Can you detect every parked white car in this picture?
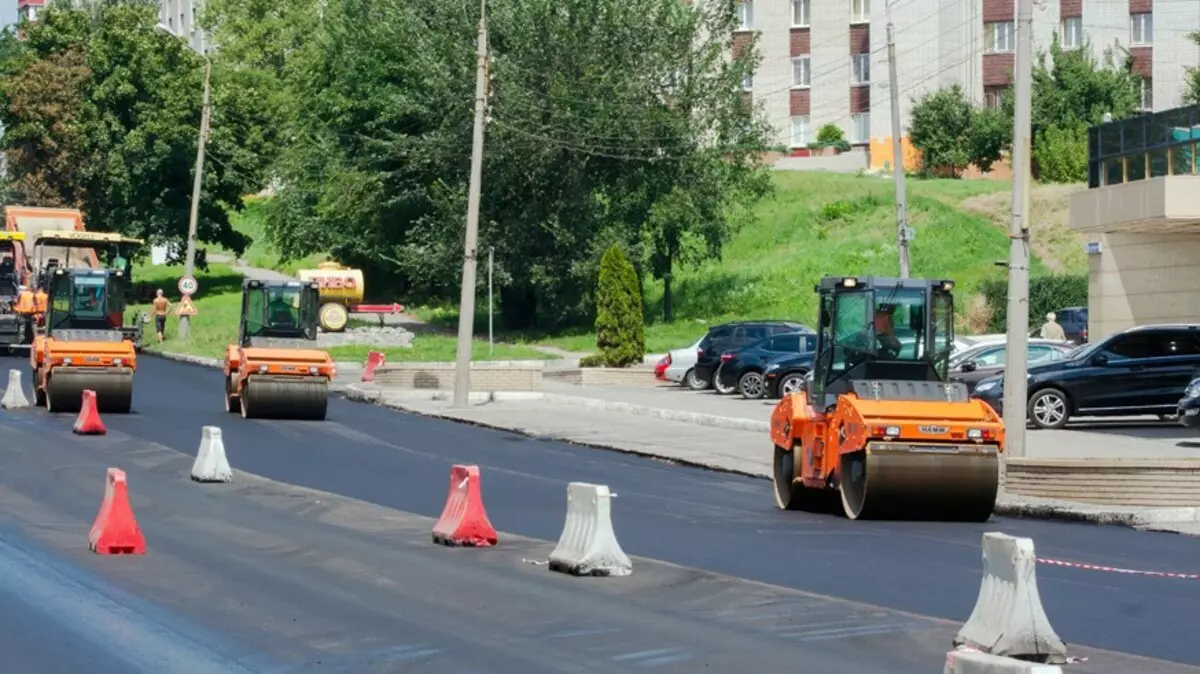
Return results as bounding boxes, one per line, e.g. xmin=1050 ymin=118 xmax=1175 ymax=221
xmin=663 ymin=337 xmax=704 ymax=386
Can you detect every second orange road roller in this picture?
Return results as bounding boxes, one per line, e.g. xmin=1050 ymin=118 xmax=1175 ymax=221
xmin=223 ymin=279 xmax=335 ymax=420
xmin=770 ymin=276 xmax=1005 ymax=522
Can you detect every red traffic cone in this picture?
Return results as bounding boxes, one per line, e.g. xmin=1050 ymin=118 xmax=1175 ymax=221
xmin=73 ymin=389 xmax=106 ymax=435
xmin=432 ymin=464 xmax=498 ymax=547
xmin=89 ymin=468 xmax=146 ymax=555
xmin=362 ymin=351 xmax=386 ymax=383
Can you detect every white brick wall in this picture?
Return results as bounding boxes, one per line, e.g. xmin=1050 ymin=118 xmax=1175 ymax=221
xmin=808 ymin=1 xmax=851 ymax=139
xmin=1153 ymin=0 xmax=1200 ymax=111
xmin=756 ymin=0 xmax=793 ymax=148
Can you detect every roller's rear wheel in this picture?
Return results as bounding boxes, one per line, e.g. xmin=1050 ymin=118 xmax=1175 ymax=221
xmin=30 ymin=368 xmax=45 ymax=407
xmin=224 ymin=375 xmax=241 ymax=415
xmin=773 ymin=445 xmax=835 ymax=512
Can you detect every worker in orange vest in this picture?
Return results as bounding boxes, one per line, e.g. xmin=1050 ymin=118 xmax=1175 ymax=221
xmin=873 ymin=304 xmax=903 ymax=357
xmin=14 ymin=286 xmax=35 ymax=315
xmin=33 ymin=286 xmax=47 ymax=325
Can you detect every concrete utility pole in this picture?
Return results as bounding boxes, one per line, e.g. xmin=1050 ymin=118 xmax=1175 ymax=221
xmin=1002 ymin=0 xmax=1035 ymax=460
xmin=452 ymin=0 xmax=490 ymax=407
xmin=157 ymin=23 xmax=209 ymax=339
xmin=180 ymin=57 xmax=211 ymax=339
xmin=488 ymin=246 xmax=494 ymax=357
xmin=885 ymin=10 xmax=910 ymax=278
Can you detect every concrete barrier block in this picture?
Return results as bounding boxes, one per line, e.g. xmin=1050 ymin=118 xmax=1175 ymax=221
xmin=945 ymin=648 xmax=1064 ymax=673
xmin=548 ymin=482 xmax=631 ymax=577
xmin=955 ymin=533 xmax=1067 ymax=663
xmin=190 ymin=426 xmax=233 ymax=483
xmin=1 ymin=369 xmax=29 ymax=409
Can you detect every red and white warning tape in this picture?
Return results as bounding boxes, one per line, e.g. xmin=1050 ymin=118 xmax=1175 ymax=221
xmin=1037 ymin=557 xmax=1200 ymax=580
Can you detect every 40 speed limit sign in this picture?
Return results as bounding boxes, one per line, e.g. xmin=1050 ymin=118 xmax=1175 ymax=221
xmin=178 ymin=276 xmax=199 ymax=296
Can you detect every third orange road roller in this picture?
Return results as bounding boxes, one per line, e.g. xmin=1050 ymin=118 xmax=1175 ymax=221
xmin=770 ymin=276 xmax=1005 ymax=522
xmin=223 ymin=279 xmax=335 ymax=420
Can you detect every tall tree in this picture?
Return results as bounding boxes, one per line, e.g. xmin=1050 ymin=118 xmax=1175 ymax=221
xmin=0 ymin=4 xmax=267 ymax=256
xmin=1184 ymin=31 xmax=1200 ymax=106
xmin=239 ymin=0 xmax=772 ymax=328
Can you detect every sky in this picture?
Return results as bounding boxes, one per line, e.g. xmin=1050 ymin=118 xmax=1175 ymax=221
xmin=2 ymin=3 xmax=15 ymax=30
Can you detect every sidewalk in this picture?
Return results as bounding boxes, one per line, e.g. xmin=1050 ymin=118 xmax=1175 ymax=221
xmin=345 ymin=381 xmax=1200 ymax=533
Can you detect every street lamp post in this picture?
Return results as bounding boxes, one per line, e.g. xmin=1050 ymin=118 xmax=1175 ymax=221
xmin=156 ymin=23 xmax=211 ymax=339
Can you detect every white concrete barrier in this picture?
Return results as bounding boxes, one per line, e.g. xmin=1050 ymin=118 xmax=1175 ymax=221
xmin=548 ymin=482 xmax=632 ymax=577
xmin=1 ymin=369 xmax=29 ymax=409
xmin=190 ymin=426 xmax=233 ymax=483
xmin=944 ymin=648 xmax=1064 ymax=673
xmin=955 ymin=533 xmax=1067 ymax=663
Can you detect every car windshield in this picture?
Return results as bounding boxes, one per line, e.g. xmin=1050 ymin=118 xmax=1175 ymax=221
xmin=1067 ymin=341 xmax=1103 ymax=360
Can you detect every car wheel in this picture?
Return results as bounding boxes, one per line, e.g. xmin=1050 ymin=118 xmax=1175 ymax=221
xmin=686 ymin=368 xmax=708 ymax=391
xmin=777 ymin=372 xmax=807 ymax=398
xmin=1028 ymin=388 xmax=1071 ymax=430
xmin=713 ymin=365 xmax=737 ymax=395
xmin=739 ymin=371 xmax=766 ymax=399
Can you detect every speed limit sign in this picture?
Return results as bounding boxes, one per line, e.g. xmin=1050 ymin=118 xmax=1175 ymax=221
xmin=178 ymin=275 xmax=198 ymax=296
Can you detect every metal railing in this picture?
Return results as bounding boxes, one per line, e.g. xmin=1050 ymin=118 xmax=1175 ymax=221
xmin=1087 ymin=104 xmax=1200 ymax=188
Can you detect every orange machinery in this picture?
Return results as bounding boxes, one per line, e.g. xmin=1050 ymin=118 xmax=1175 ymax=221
xmin=770 ymin=276 xmax=1005 ymax=522
xmin=223 ymin=279 xmax=335 ymax=420
xmin=30 ymin=266 xmax=137 ymax=413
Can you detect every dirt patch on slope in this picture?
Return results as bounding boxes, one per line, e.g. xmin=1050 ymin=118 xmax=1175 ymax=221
xmin=959 ymin=183 xmax=1087 ymax=274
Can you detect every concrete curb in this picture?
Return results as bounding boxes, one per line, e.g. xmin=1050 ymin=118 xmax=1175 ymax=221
xmin=343 ymin=384 xmax=545 ymax=406
xmin=993 ymin=497 xmax=1200 ymax=527
xmin=543 ymin=393 xmax=770 ymax=433
xmin=145 ymin=349 xmax=362 ymax=371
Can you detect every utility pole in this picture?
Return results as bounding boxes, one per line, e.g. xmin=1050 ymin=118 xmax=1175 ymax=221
xmin=885 ymin=10 xmax=910 ymax=278
xmin=1002 ymin=0 xmax=1034 ymax=460
xmin=181 ymin=56 xmax=211 ymax=339
xmin=488 ymin=246 xmax=494 ymax=357
xmin=452 ymin=0 xmax=489 ymax=407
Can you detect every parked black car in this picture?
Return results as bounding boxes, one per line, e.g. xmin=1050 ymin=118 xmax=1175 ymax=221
xmin=971 ymin=324 xmax=1200 ymax=429
xmin=1179 ymin=376 xmax=1200 ymax=430
xmin=715 ymin=332 xmax=818 ymax=398
xmin=763 ymin=351 xmax=817 ymax=399
xmin=690 ymin=320 xmax=811 ymax=391
xmin=949 ymin=339 xmax=1075 ymax=395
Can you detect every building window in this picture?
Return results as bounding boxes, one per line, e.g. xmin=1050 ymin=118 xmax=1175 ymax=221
xmin=791 ymin=116 xmax=811 ymax=147
xmin=852 ymin=53 xmax=870 ymax=85
xmin=984 ymin=85 xmax=1006 ymax=109
xmin=736 ymin=2 xmax=753 ymax=31
xmin=742 ymin=73 xmax=753 ymax=92
xmin=792 ymin=0 xmax=810 ymax=27
xmin=851 ymin=113 xmax=870 ymax=144
xmin=851 ymin=0 xmax=869 ymax=24
xmin=986 ymin=21 xmax=1015 ymax=53
xmin=1139 ymin=78 xmax=1153 ymax=111
xmin=792 ymin=56 xmax=811 ymax=88
xmin=1131 ymin=13 xmax=1152 ymax=45
xmin=1061 ymin=17 xmax=1082 ymax=50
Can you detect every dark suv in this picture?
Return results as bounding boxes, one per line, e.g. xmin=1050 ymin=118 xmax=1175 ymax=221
xmin=690 ymin=320 xmax=811 ymax=391
xmin=972 ymin=324 xmax=1200 ymax=429
xmin=1053 ymin=306 xmax=1089 ymax=344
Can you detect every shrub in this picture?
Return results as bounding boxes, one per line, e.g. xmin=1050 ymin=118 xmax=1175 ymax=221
xmin=979 ymin=273 xmax=1088 ymax=333
xmin=1034 ymin=122 xmax=1089 ymax=184
xmin=809 ymin=123 xmax=852 ymax=154
xmin=588 ymin=245 xmax=645 ymax=367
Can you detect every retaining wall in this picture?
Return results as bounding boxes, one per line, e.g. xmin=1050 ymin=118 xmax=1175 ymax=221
xmin=373 ymin=361 xmax=544 ymax=391
xmin=1004 ymin=458 xmax=1200 ymax=507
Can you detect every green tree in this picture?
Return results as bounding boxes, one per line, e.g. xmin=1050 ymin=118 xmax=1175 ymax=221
xmin=1184 ymin=31 xmax=1200 ymax=105
xmin=0 ymin=4 xmax=266 ymax=256
xmin=584 ymin=244 xmax=645 ymax=368
xmin=907 ymin=85 xmax=1006 ymax=177
xmin=1034 ymin=122 xmax=1089 ymax=183
xmin=229 ymin=0 xmax=772 ymax=329
xmin=1028 ymin=36 xmax=1140 ymax=146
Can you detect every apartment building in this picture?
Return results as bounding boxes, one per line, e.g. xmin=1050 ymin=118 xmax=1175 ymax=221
xmin=16 ymin=0 xmax=207 ymax=54
xmin=732 ymin=0 xmax=1200 ymax=160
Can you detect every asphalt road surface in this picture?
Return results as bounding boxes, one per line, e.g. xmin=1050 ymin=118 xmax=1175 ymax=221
xmin=0 ymin=354 xmax=1197 ymax=673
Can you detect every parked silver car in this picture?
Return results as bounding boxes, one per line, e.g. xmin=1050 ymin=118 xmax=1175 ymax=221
xmin=663 ymin=337 xmax=704 ymax=386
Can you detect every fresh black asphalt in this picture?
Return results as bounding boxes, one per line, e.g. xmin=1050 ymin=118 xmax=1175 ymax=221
xmin=1 ymin=353 xmax=1199 ymax=670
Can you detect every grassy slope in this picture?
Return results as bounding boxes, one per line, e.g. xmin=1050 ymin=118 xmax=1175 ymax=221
xmin=415 ymin=173 xmax=1087 ymax=353
xmin=130 ymin=262 xmax=550 ymax=362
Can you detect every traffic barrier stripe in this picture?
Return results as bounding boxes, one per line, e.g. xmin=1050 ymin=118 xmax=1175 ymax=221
xmin=73 ymin=389 xmax=106 ymax=435
xmin=1037 ymin=557 xmax=1200 ymax=580
xmin=1 ymin=369 xmax=29 ymax=409
xmin=432 ymin=464 xmax=498 ymax=547
xmin=89 ymin=467 xmax=146 ymax=555
xmin=191 ymin=426 xmax=233 ymax=483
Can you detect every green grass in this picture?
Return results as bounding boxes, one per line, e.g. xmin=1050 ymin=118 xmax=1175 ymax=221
xmin=130 ymin=262 xmax=551 ymax=362
xmin=412 ymin=172 xmax=1059 ymax=353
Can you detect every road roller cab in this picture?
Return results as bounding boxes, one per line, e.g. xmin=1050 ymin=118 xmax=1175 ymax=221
xmin=769 ymin=276 xmax=1005 ymax=522
xmin=223 ymin=279 xmax=334 ymax=420
xmin=30 ymin=266 xmax=137 ymax=414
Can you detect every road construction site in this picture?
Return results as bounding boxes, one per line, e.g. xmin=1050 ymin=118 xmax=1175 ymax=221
xmin=1 ymin=353 xmax=1199 ymax=673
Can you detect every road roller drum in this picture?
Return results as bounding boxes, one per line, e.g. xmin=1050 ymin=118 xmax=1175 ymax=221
xmin=239 ymin=375 xmax=328 ymax=420
xmin=838 ymin=443 xmax=999 ymax=522
xmin=45 ymin=367 xmax=133 ymax=414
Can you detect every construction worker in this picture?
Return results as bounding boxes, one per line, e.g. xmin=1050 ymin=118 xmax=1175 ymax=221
xmin=14 ymin=285 xmax=34 ymax=315
xmin=152 ymin=289 xmax=171 ymax=343
xmin=1040 ymin=312 xmax=1066 ymax=341
xmin=268 ymin=290 xmax=297 ymax=326
xmin=874 ymin=304 xmax=903 ymax=357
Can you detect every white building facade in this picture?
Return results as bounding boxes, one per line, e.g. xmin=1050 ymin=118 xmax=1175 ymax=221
xmin=732 ymin=0 xmax=1200 ymax=160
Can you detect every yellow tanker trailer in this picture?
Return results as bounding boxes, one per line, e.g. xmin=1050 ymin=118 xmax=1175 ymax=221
xmin=296 ymin=262 xmax=404 ymax=332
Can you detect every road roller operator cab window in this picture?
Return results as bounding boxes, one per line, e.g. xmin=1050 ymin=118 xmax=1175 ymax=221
xmin=46 ymin=269 xmax=127 ymax=333
xmin=241 ymin=280 xmax=320 ymax=344
xmin=811 ymin=277 xmax=956 ymax=408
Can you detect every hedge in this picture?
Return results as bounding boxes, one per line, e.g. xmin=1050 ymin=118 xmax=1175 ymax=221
xmin=979 ymin=273 xmax=1088 ymax=333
